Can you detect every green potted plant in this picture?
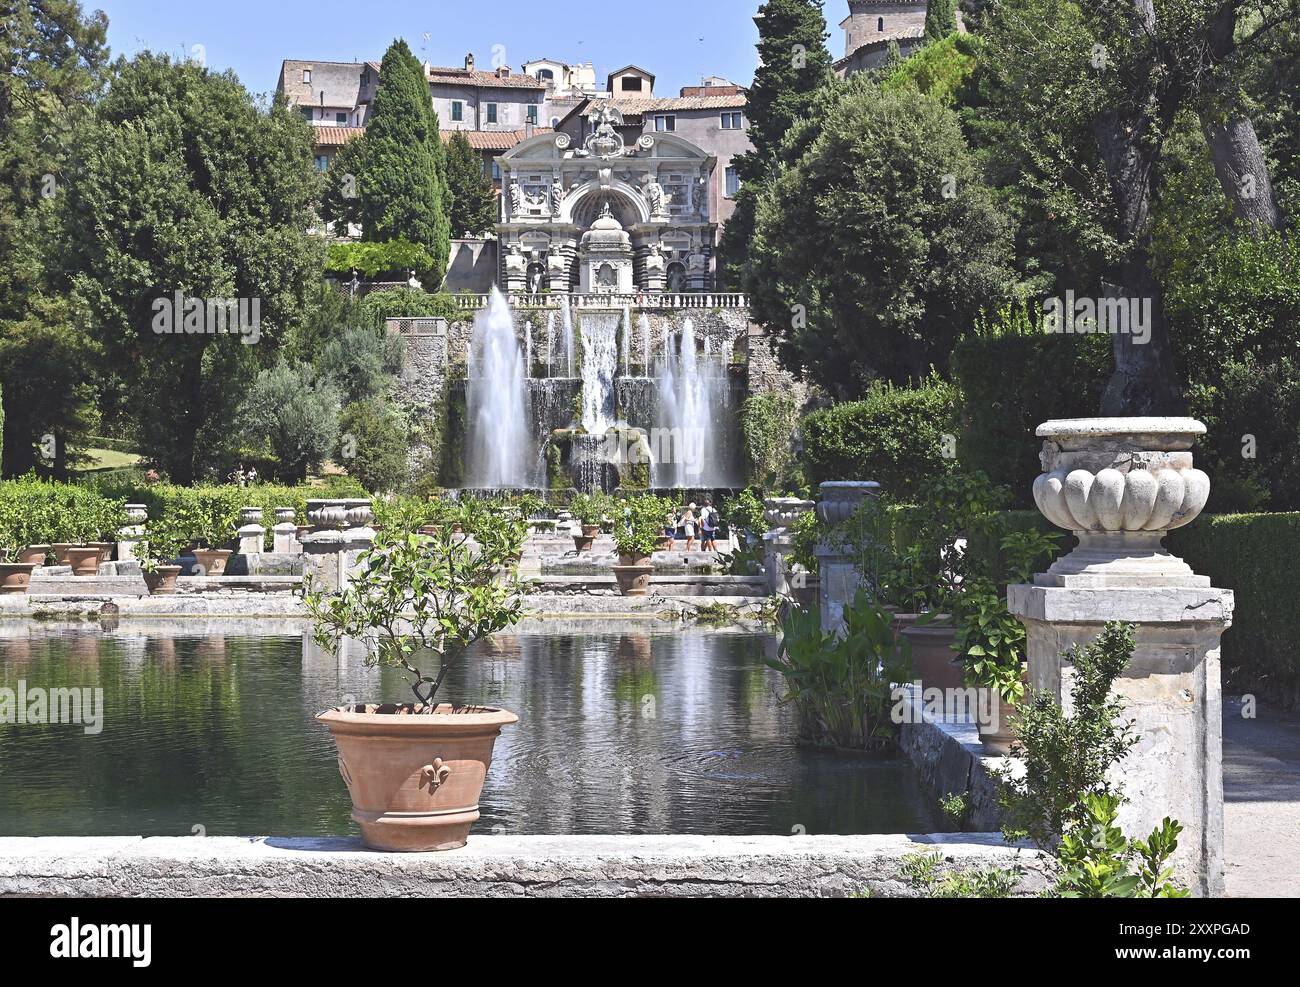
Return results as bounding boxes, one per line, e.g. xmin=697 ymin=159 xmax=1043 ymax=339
xmin=953 ymin=529 xmax=1061 ymax=752
xmin=177 ymin=494 xmax=235 ymax=575
xmin=612 ymin=495 xmax=665 ymax=596
xmin=0 ymin=502 xmax=39 ymax=594
xmin=138 ymin=518 xmax=186 ymax=595
xmin=569 ymin=492 xmax=608 ymax=552
xmin=306 ymin=519 xmax=526 ymax=852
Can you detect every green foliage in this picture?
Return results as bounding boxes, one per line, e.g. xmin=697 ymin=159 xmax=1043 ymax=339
xmin=951 ymin=333 xmax=1112 ymax=507
xmin=359 ymin=39 xmax=451 ymax=287
xmin=358 ymin=288 xmax=465 ymax=321
xmin=800 ymin=377 xmax=960 ymax=496
xmin=789 ymin=509 xmax=821 ymax=571
xmin=740 ymin=393 xmax=800 ymax=489
xmin=998 ymin=622 xmax=1139 ymax=851
xmin=569 ymin=492 xmax=613 ymax=527
xmin=325 ymin=239 xmax=435 ymax=280
xmin=900 ymin=851 xmax=1021 ymax=898
xmin=315 ymin=324 xmax=402 ymax=406
xmin=0 ymin=474 xmax=127 ymax=549
xmin=1053 ymin=794 xmax=1190 ymax=898
xmin=58 ymin=52 xmax=323 ymax=484
xmin=922 ymin=0 xmax=960 ymax=45
xmin=237 ymin=362 xmax=341 ymax=483
xmin=720 ymin=488 xmax=766 ymax=540
xmin=137 ymin=515 xmax=186 ymax=574
xmin=337 ymin=399 xmax=409 ymax=495
xmin=444 ymin=131 xmax=497 ymax=238
xmin=748 ymin=75 xmax=1016 ymax=392
xmin=320 ymin=134 xmax=366 ymax=237
xmin=883 ymin=31 xmax=979 ymax=106
xmin=940 ymin=791 xmax=970 ymax=825
xmin=614 ymin=494 xmax=673 ymax=560
xmin=1169 ymin=513 xmax=1300 ymax=708
xmin=305 ymin=522 xmax=526 ymax=706
xmin=767 ymin=590 xmax=911 ymax=749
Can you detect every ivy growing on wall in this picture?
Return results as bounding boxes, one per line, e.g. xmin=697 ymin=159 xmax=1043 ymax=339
xmin=740 ymin=392 xmax=799 ymax=490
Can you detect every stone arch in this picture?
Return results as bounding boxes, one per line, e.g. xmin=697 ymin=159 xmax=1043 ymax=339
xmin=562 ymin=181 xmax=650 ymax=227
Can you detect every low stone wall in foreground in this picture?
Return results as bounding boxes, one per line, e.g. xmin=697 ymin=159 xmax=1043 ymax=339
xmin=0 ymin=835 xmax=1048 ymax=898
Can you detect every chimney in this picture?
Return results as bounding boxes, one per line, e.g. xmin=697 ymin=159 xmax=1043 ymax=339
xmin=497 ymin=65 xmax=510 ymax=78
xmin=465 ymin=52 xmax=475 ymax=72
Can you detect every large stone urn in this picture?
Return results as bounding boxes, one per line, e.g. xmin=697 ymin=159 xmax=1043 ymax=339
xmin=302 ymin=499 xmax=376 ymax=595
xmin=814 ymin=481 xmax=880 ymax=633
xmin=762 ymin=497 xmax=815 ymax=597
xmin=1009 ymin=418 xmax=1232 ymax=896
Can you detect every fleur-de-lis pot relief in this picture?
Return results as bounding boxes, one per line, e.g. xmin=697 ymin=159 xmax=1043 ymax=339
xmin=421 ymin=758 xmax=452 ymax=794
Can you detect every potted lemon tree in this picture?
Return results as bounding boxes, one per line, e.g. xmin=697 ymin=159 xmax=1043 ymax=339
xmin=139 ymin=518 xmax=185 ymax=595
xmin=306 ymin=515 xmax=527 ymax=852
xmin=612 ymin=495 xmax=666 ymax=596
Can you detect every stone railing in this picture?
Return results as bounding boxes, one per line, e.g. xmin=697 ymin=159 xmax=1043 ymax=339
xmin=451 ymin=292 xmax=749 ymax=311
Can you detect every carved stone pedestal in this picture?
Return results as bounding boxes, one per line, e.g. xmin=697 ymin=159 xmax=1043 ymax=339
xmin=1008 ymin=418 xmax=1233 ymax=897
xmin=761 ymin=497 xmax=814 ymax=597
xmin=301 ymin=500 xmax=376 ymax=595
xmin=814 ymin=481 xmax=880 ymax=633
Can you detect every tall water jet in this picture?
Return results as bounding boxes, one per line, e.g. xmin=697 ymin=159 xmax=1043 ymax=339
xmin=525 ymin=319 xmax=533 ymax=378
xmin=466 ymin=288 xmax=531 ymax=488
xmin=546 ymin=311 xmax=556 ymax=378
xmin=621 ymin=305 xmax=632 ymax=377
xmin=653 ymin=317 xmax=733 ymax=489
xmin=579 ymin=311 xmax=619 ymax=432
xmin=639 ymin=313 xmax=651 ymax=373
xmin=560 ymin=296 xmax=575 ymax=377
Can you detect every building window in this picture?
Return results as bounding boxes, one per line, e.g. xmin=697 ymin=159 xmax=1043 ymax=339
xmin=301 ymin=107 xmax=313 ymax=122
xmin=315 ymin=155 xmax=329 ymax=172
xmin=653 ymin=114 xmax=676 ymax=132
xmin=451 ymin=100 xmax=463 ymax=122
xmin=725 ymin=166 xmax=740 ymax=197
xmin=878 ymin=17 xmax=885 ymax=31
xmin=361 ymin=68 xmax=370 ymax=87
xmin=621 ymin=76 xmax=643 ymax=92
xmin=721 ymin=111 xmax=744 ymax=130
xmin=492 ymin=161 xmax=501 ymax=180
xmin=526 ymin=104 xmax=538 ymax=124
xmin=303 ymin=69 xmax=312 ymax=83
xmin=486 ymin=103 xmax=498 ymax=124
xmin=536 ymin=68 xmax=554 ymax=81
xmin=335 ymin=112 xmax=347 ymax=125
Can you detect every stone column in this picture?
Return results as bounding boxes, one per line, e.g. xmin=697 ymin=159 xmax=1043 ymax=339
xmin=117 ymin=504 xmax=148 ymax=562
xmin=1007 ymin=418 xmax=1233 ymax=897
xmin=272 ymin=508 xmax=298 ymax=554
xmin=236 ymin=507 xmax=266 ymax=558
xmin=814 ymin=481 xmax=880 ymax=633
xmin=301 ymin=499 xmax=376 ymax=595
xmin=761 ymin=497 xmax=814 ymax=596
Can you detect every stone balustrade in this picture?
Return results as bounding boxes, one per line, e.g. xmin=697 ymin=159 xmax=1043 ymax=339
xmin=448 ymin=292 xmax=750 ymax=312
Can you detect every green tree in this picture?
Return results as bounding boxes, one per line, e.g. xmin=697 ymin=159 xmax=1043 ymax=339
xmin=924 ymin=0 xmax=960 ymax=42
xmin=360 ymin=39 xmax=451 ymax=286
xmin=719 ymin=0 xmax=835 ymax=283
xmin=237 ymin=362 xmax=341 ymax=482
xmin=445 ymin=130 xmax=497 ymax=237
xmin=58 ymin=53 xmax=323 ymax=483
xmin=316 ymin=325 xmax=402 ymax=406
xmin=0 ymin=0 xmax=108 ymax=477
xmin=749 ymin=76 xmax=1016 ymax=392
xmin=320 ymin=133 xmax=366 ymax=238
xmin=337 ymin=398 xmax=409 ymax=493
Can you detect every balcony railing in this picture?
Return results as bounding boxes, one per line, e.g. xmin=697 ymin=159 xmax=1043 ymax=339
xmin=452 ymin=292 xmax=749 ymax=311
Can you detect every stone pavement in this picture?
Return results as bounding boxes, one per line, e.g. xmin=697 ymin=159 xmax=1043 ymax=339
xmin=1223 ymin=696 xmax=1300 ymax=898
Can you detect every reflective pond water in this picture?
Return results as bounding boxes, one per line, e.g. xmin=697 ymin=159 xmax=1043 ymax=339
xmin=0 ymin=622 xmax=943 ymax=838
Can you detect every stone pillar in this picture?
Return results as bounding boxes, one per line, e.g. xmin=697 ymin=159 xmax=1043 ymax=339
xmin=1007 ymin=418 xmax=1233 ymax=897
xmin=814 ymin=481 xmax=880 ymax=633
xmin=301 ymin=499 xmax=376 ymax=595
xmin=237 ymin=507 xmax=267 ymax=557
xmin=117 ymin=504 xmax=148 ymax=562
xmin=761 ymin=497 xmax=814 ymax=596
xmin=272 ymin=508 xmax=298 ymax=554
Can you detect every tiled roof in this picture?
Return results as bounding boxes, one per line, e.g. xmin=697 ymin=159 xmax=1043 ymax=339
xmin=314 ymin=125 xmax=366 ymax=147
xmin=579 ymin=94 xmax=747 ymax=118
xmin=424 ymin=65 xmax=547 ymax=90
xmin=836 ymin=29 xmax=928 ymax=65
xmin=443 ymin=127 xmax=552 ymax=150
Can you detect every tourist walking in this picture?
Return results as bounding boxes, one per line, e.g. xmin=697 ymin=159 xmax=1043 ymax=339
xmin=700 ymin=499 xmax=718 ymax=552
xmin=680 ymin=504 xmax=698 ymax=552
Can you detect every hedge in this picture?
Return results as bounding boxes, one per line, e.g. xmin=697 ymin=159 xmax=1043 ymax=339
xmin=1169 ymin=513 xmax=1300 ymax=709
xmin=951 ymin=333 xmax=1111 ymax=508
xmin=800 ymin=376 xmax=960 ymax=498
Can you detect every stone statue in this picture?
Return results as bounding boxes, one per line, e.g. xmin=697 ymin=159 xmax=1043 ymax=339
xmin=406 ymin=269 xmax=423 ymax=290
xmin=508 ymin=181 xmax=522 ymax=214
xmin=644 ymin=179 xmax=665 ymax=216
xmin=550 ymin=178 xmax=566 ymax=213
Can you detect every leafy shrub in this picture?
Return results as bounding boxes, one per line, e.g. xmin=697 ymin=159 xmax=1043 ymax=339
xmin=740 ymin=392 xmax=800 ymax=490
xmin=1053 ymin=794 xmax=1189 ymax=898
xmin=337 ymin=399 xmax=410 ymax=494
xmin=236 ymin=362 xmax=341 ymax=483
xmin=800 ymin=376 xmax=960 ymax=497
xmin=326 ymin=239 xmax=434 ymax=280
xmin=0 ymin=475 xmax=128 ymax=549
xmin=359 ymin=288 xmax=465 ymax=322
xmin=951 ymin=333 xmax=1111 ymax=508
xmin=720 ymin=487 xmax=766 ymax=540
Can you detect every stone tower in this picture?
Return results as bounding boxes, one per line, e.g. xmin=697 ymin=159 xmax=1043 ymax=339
xmin=840 ymin=1 xmax=930 ymax=58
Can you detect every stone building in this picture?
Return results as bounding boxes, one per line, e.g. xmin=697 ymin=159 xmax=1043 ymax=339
xmin=496 ymin=103 xmax=722 ymax=294
xmin=836 ymin=1 xmax=930 ymax=76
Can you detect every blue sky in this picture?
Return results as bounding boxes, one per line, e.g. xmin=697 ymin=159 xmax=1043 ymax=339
xmin=91 ymin=0 xmax=789 ymax=98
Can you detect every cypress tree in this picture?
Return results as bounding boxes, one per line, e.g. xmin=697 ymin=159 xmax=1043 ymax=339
xmin=445 ymin=131 xmax=497 ymax=237
xmin=924 ymin=0 xmax=959 ymax=44
xmin=359 ymin=40 xmax=450 ymax=286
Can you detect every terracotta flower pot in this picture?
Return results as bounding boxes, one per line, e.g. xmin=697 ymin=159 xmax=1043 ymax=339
xmin=618 ymin=552 xmax=652 ymax=567
xmin=613 ymin=564 xmax=654 ymax=596
xmin=88 ymin=542 xmax=114 ymax=564
xmin=572 ymin=526 xmax=599 ymax=552
xmin=900 ymin=618 xmax=964 ymax=691
xmin=977 ymin=690 xmax=1019 ymax=755
xmin=52 ymin=543 xmax=75 ymax=565
xmin=192 ymin=548 xmax=233 ymax=576
xmin=0 ymin=563 xmax=38 ymax=595
xmin=19 ymin=545 xmax=50 ymax=566
xmin=64 ymin=547 xmax=102 ymax=577
xmin=143 ymin=565 xmax=182 ymax=595
xmin=318 ymin=703 xmax=518 ymax=852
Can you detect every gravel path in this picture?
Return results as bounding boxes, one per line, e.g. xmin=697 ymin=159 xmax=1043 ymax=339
xmin=1223 ymin=696 xmax=1300 ymax=898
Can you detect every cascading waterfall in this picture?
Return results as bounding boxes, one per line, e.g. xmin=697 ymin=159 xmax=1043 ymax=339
xmin=465 ymin=288 xmax=531 ymax=488
xmin=579 ymin=312 xmax=620 ymax=432
xmin=621 ymin=305 xmax=632 ymax=377
xmin=639 ymin=313 xmax=651 ymax=373
xmin=546 ymin=311 xmax=556 ymax=377
xmin=560 ymin=296 xmax=575 ymax=377
xmin=653 ymin=317 xmax=732 ymax=489
xmin=525 ymin=320 xmax=533 ymax=378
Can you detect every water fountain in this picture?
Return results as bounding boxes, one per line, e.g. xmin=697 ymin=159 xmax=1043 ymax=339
xmin=579 ymin=311 xmax=619 ymax=432
xmin=653 ymin=317 xmax=735 ymax=490
xmin=465 ymin=288 xmax=531 ymax=489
